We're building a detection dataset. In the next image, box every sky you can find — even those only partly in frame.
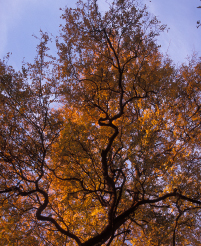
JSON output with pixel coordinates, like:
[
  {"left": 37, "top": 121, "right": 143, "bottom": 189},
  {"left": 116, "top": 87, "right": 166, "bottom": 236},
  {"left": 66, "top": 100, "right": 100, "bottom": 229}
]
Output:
[{"left": 0, "top": 0, "right": 201, "bottom": 70}]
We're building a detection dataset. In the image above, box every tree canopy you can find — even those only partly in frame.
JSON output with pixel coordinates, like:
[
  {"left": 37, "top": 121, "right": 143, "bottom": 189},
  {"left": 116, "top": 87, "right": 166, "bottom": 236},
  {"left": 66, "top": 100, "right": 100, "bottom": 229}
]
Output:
[{"left": 0, "top": 0, "right": 201, "bottom": 245}]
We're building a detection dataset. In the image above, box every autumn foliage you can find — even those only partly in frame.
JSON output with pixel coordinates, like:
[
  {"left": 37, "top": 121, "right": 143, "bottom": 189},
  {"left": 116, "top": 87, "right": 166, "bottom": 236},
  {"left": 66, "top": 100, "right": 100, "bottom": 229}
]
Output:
[{"left": 0, "top": 0, "right": 201, "bottom": 245}]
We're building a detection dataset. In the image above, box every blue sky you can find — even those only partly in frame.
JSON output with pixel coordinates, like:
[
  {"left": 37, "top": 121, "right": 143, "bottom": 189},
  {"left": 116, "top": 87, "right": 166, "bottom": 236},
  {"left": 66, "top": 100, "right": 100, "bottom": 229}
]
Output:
[{"left": 0, "top": 0, "right": 200, "bottom": 70}]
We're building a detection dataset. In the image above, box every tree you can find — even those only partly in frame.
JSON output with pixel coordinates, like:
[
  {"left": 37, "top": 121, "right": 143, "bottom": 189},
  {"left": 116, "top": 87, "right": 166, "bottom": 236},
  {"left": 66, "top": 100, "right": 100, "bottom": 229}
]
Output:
[{"left": 0, "top": 0, "right": 201, "bottom": 245}]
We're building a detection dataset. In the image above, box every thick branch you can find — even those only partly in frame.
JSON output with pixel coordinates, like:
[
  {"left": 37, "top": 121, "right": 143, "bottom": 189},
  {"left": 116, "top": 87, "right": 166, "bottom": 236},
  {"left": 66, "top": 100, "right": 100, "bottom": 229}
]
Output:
[
  {"left": 82, "top": 192, "right": 201, "bottom": 246},
  {"left": 35, "top": 188, "right": 82, "bottom": 245}
]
